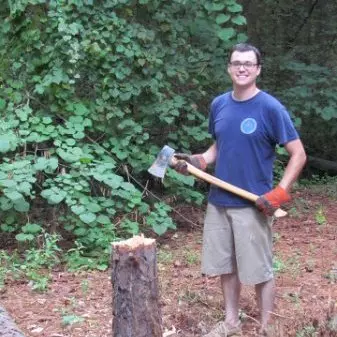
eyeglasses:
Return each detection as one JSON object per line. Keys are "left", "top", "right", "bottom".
{"left": 229, "top": 61, "right": 259, "bottom": 69}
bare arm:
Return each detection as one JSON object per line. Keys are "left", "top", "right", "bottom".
{"left": 201, "top": 142, "right": 217, "bottom": 165}
{"left": 278, "top": 139, "right": 307, "bottom": 192}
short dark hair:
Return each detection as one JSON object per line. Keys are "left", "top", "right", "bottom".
{"left": 228, "top": 43, "right": 262, "bottom": 65}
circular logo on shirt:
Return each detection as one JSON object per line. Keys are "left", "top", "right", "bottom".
{"left": 240, "top": 118, "right": 257, "bottom": 134}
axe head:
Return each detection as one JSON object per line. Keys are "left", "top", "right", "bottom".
{"left": 148, "top": 145, "right": 176, "bottom": 178}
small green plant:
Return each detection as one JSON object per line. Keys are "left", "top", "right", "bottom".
{"left": 273, "top": 232, "right": 281, "bottom": 243}
{"left": 180, "top": 289, "right": 202, "bottom": 304}
{"left": 309, "top": 243, "right": 317, "bottom": 254}
{"left": 146, "top": 202, "right": 176, "bottom": 235}
{"left": 65, "top": 241, "right": 109, "bottom": 271}
{"left": 81, "top": 279, "right": 89, "bottom": 297}
{"left": 0, "top": 232, "right": 62, "bottom": 291}
{"left": 15, "top": 223, "right": 43, "bottom": 242}
{"left": 61, "top": 313, "right": 84, "bottom": 327}
{"left": 327, "top": 315, "right": 337, "bottom": 332}
{"left": 295, "top": 325, "right": 317, "bottom": 337}
{"left": 184, "top": 249, "right": 199, "bottom": 265}
{"left": 157, "top": 250, "right": 174, "bottom": 264}
{"left": 273, "top": 256, "right": 285, "bottom": 273}
{"left": 286, "top": 252, "right": 302, "bottom": 279}
{"left": 323, "top": 268, "right": 337, "bottom": 284}
{"left": 304, "top": 259, "right": 315, "bottom": 273}
{"left": 288, "top": 207, "right": 299, "bottom": 217}
{"left": 315, "top": 206, "right": 327, "bottom": 225}
{"left": 284, "top": 291, "right": 302, "bottom": 309}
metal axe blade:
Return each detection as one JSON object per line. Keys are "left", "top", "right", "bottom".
{"left": 148, "top": 145, "right": 175, "bottom": 178}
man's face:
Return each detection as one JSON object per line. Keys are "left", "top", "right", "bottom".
{"left": 227, "top": 50, "right": 261, "bottom": 88}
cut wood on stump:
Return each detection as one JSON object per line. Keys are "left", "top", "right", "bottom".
{"left": 0, "top": 306, "right": 26, "bottom": 337}
{"left": 111, "top": 235, "right": 162, "bottom": 337}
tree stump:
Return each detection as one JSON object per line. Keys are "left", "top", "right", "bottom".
{"left": 0, "top": 306, "right": 26, "bottom": 337}
{"left": 111, "top": 235, "right": 162, "bottom": 337}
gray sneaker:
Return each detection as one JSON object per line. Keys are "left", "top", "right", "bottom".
{"left": 203, "top": 321, "right": 242, "bottom": 337}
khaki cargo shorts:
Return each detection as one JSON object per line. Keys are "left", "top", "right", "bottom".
{"left": 201, "top": 203, "right": 274, "bottom": 285}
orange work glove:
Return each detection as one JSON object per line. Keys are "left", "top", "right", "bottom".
{"left": 173, "top": 153, "right": 207, "bottom": 175}
{"left": 255, "top": 185, "right": 291, "bottom": 216}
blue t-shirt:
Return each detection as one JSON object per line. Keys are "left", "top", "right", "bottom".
{"left": 208, "top": 90, "right": 299, "bottom": 207}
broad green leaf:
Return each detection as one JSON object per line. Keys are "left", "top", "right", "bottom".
{"left": 228, "top": 3, "right": 243, "bottom": 13}
{"left": 71, "top": 205, "right": 86, "bottom": 215}
{"left": 121, "top": 182, "right": 136, "bottom": 191}
{"left": 42, "top": 117, "right": 53, "bottom": 124}
{"left": 5, "top": 190, "right": 23, "bottom": 201}
{"left": 49, "top": 193, "right": 66, "bottom": 204}
{"left": 216, "top": 14, "right": 231, "bottom": 25}
{"left": 96, "top": 215, "right": 110, "bottom": 224}
{"left": 74, "top": 227, "right": 87, "bottom": 236}
{"left": 231, "top": 15, "right": 247, "bottom": 25}
{"left": 217, "top": 28, "right": 236, "bottom": 41}
{"left": 15, "top": 105, "right": 32, "bottom": 121}
{"left": 0, "top": 198, "right": 13, "bottom": 211}
{"left": 74, "top": 103, "right": 89, "bottom": 116}
{"left": 34, "top": 157, "right": 48, "bottom": 170}
{"left": 0, "top": 99, "right": 6, "bottom": 110}
{"left": 80, "top": 212, "right": 97, "bottom": 224}
{"left": 1, "top": 223, "right": 16, "bottom": 232}
{"left": 16, "top": 233, "right": 34, "bottom": 242}
{"left": 0, "top": 140, "right": 10, "bottom": 153}
{"left": 48, "top": 158, "right": 59, "bottom": 171}
{"left": 22, "top": 223, "right": 42, "bottom": 234}
{"left": 86, "top": 202, "right": 102, "bottom": 213}
{"left": 151, "top": 223, "right": 167, "bottom": 236}
{"left": 18, "top": 182, "right": 32, "bottom": 195}
{"left": 66, "top": 138, "right": 76, "bottom": 146}
{"left": 204, "top": 2, "right": 225, "bottom": 11}
{"left": 237, "top": 33, "right": 248, "bottom": 43}
{"left": 0, "top": 180, "right": 16, "bottom": 188}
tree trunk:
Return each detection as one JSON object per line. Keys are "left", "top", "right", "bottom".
{"left": 111, "top": 235, "right": 162, "bottom": 337}
{"left": 0, "top": 306, "right": 26, "bottom": 337}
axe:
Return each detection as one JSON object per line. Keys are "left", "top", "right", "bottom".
{"left": 148, "top": 145, "right": 287, "bottom": 218}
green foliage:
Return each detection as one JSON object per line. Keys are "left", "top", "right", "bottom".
{"left": 245, "top": 1, "right": 337, "bottom": 162}
{"left": 65, "top": 241, "right": 109, "bottom": 271}
{"left": 277, "top": 61, "right": 337, "bottom": 160}
{"left": 62, "top": 314, "right": 84, "bottom": 327}
{"left": 273, "top": 255, "right": 285, "bottom": 273}
{"left": 295, "top": 325, "right": 317, "bottom": 337}
{"left": 0, "top": 0, "right": 247, "bottom": 257}
{"left": 314, "top": 206, "right": 326, "bottom": 226}
{"left": 0, "top": 232, "right": 62, "bottom": 291}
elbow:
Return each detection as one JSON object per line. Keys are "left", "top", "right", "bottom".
{"left": 299, "top": 149, "right": 307, "bottom": 169}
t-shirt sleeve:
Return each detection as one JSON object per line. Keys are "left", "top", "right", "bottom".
{"left": 267, "top": 103, "right": 299, "bottom": 146}
{"left": 208, "top": 95, "right": 224, "bottom": 139}
{"left": 208, "top": 101, "right": 215, "bottom": 139}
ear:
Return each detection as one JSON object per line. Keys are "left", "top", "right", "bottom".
{"left": 227, "top": 64, "right": 231, "bottom": 76}
{"left": 256, "top": 65, "right": 261, "bottom": 76}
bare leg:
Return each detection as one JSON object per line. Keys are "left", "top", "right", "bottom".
{"left": 220, "top": 273, "right": 241, "bottom": 326}
{"left": 255, "top": 278, "right": 275, "bottom": 328}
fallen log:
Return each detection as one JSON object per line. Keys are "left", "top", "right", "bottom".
{"left": 307, "top": 156, "right": 337, "bottom": 174}
{"left": 111, "top": 235, "right": 162, "bottom": 337}
{"left": 0, "top": 306, "right": 26, "bottom": 337}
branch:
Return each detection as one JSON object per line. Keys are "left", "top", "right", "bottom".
{"left": 288, "top": 0, "right": 320, "bottom": 48}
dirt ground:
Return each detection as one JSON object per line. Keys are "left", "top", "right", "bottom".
{"left": 1, "top": 186, "right": 336, "bottom": 337}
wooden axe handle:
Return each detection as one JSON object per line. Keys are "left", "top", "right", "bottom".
{"left": 183, "top": 161, "right": 287, "bottom": 218}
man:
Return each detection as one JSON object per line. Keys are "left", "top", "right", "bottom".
{"left": 174, "top": 43, "right": 306, "bottom": 336}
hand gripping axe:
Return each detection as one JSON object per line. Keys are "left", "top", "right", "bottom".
{"left": 148, "top": 145, "right": 287, "bottom": 218}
